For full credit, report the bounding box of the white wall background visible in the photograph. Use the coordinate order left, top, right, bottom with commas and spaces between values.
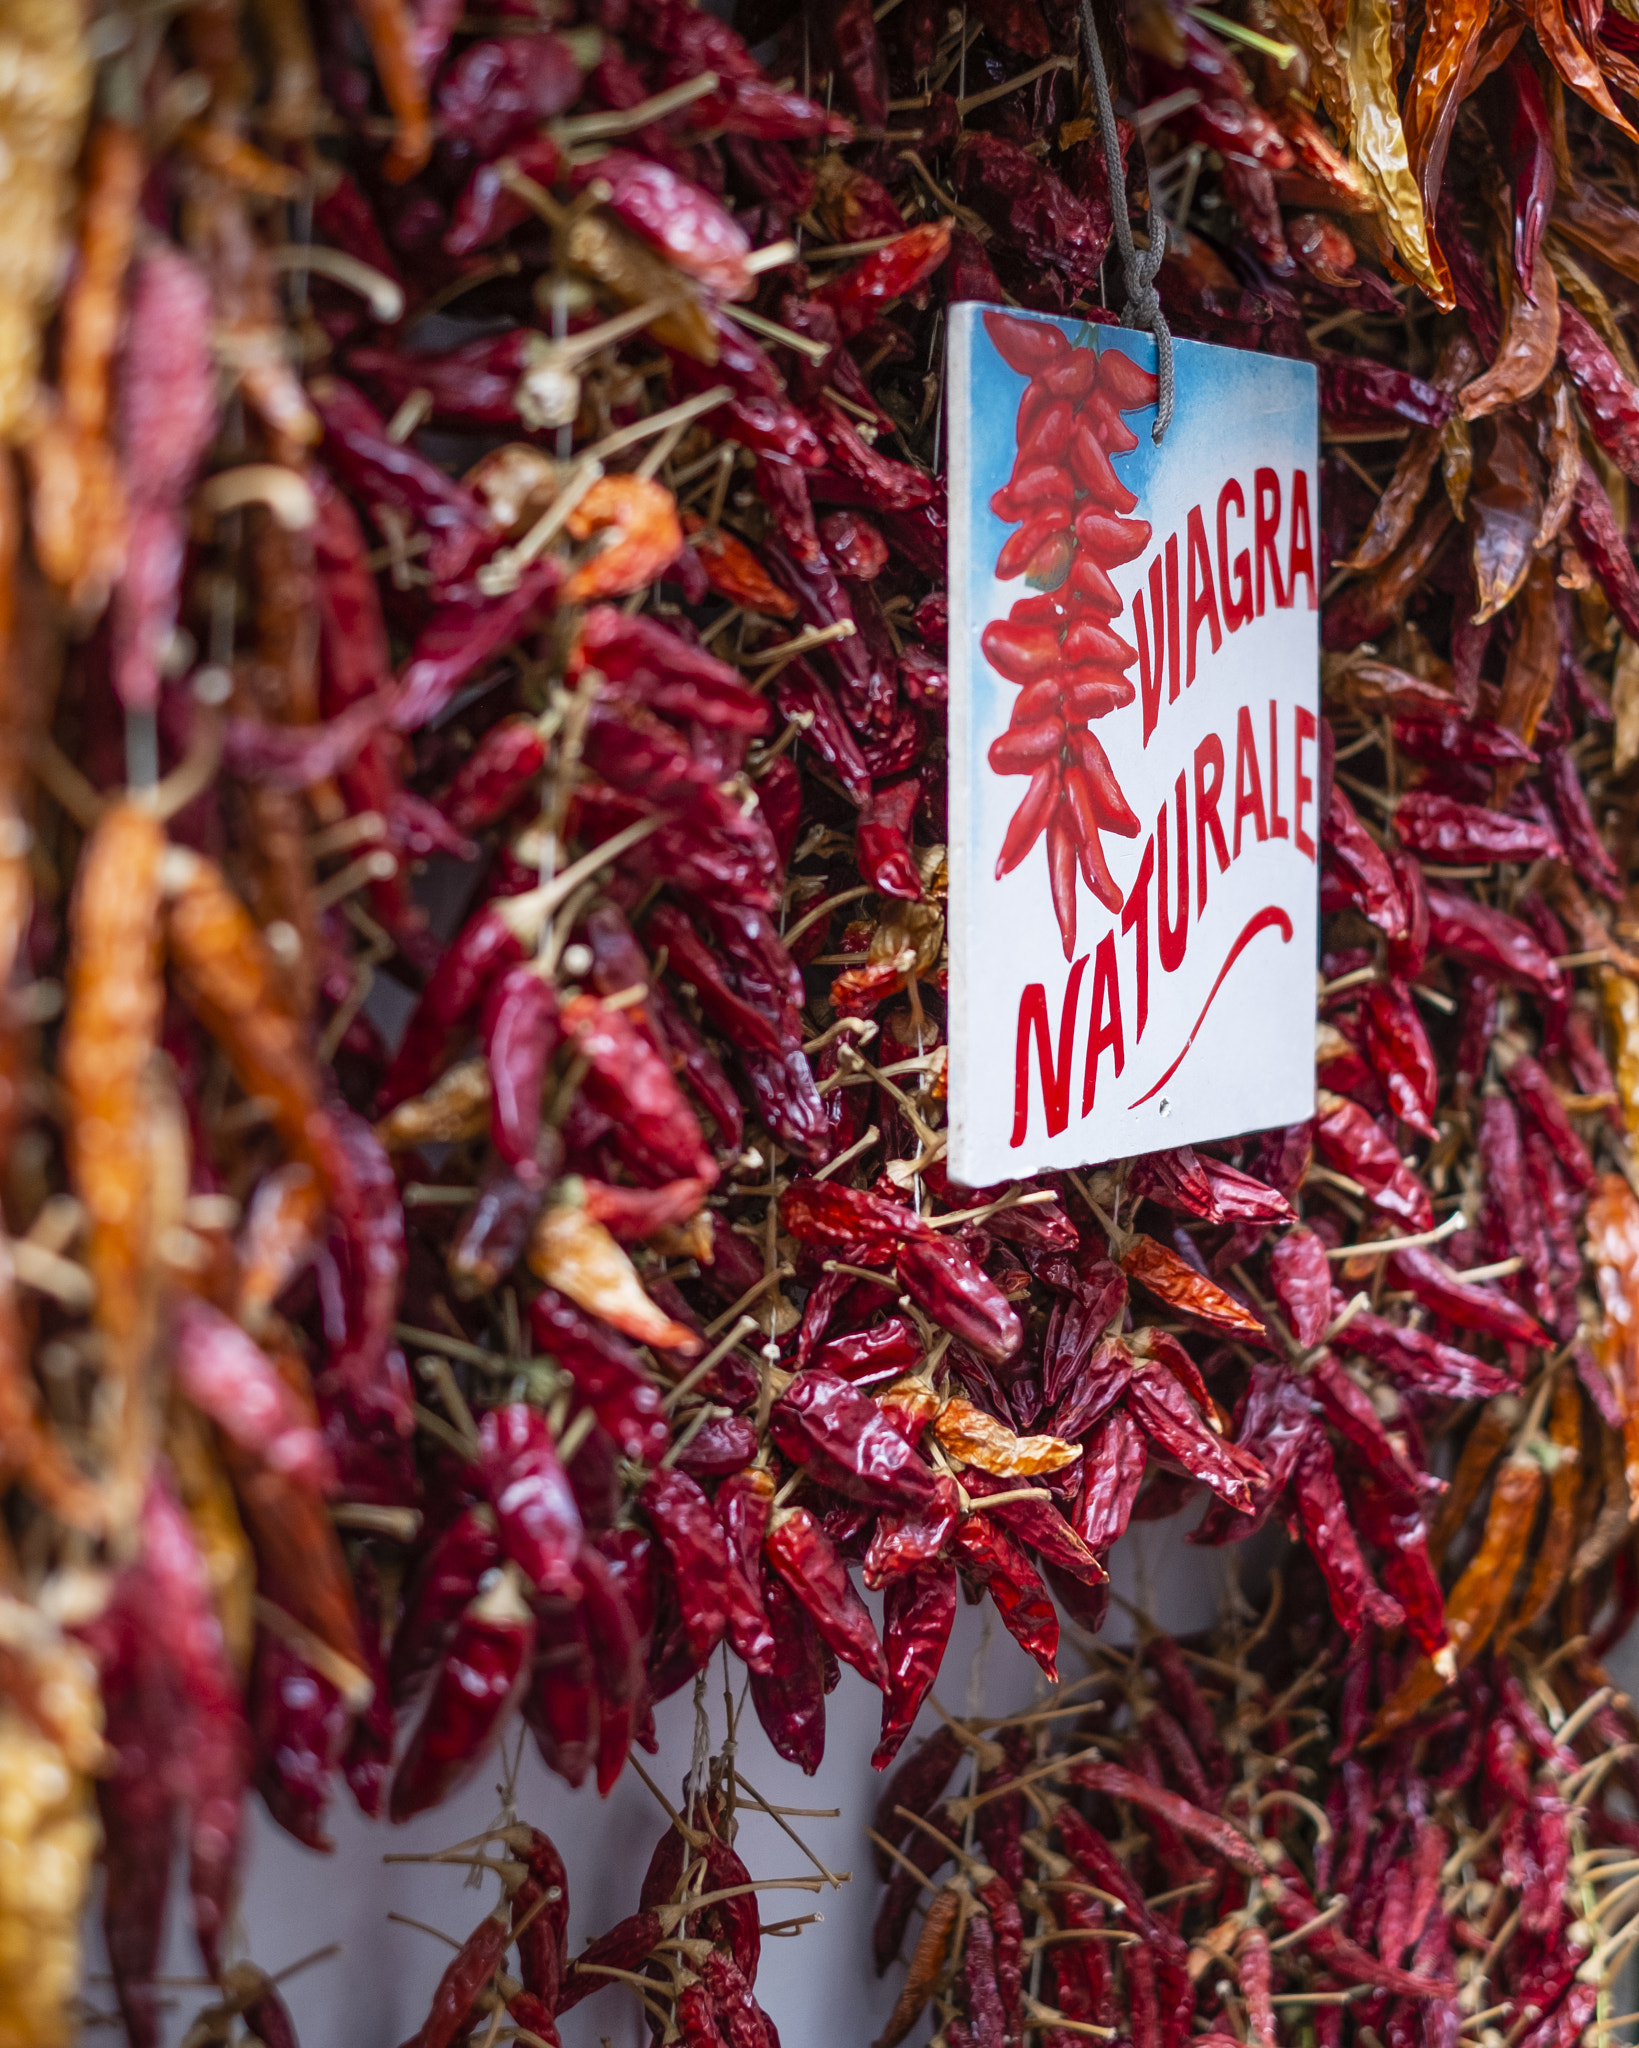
84, 1522, 1247, 2048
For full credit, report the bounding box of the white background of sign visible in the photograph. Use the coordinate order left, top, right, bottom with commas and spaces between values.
947, 311, 1320, 1185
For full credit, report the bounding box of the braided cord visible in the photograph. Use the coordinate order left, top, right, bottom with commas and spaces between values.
1079, 0, 1175, 443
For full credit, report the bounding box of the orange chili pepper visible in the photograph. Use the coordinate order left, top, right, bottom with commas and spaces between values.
1498, 1372, 1582, 1646
875, 1881, 963, 2048
234, 1161, 327, 1337
1427, 1390, 1523, 1567
1370, 1452, 1544, 1742
564, 474, 684, 604
1587, 1172, 1639, 1502
932, 1396, 1080, 1478
26, 119, 141, 607
1119, 1234, 1267, 1341
350, 0, 432, 182
681, 512, 798, 618
176, 120, 301, 198
161, 846, 336, 1191
60, 798, 167, 1502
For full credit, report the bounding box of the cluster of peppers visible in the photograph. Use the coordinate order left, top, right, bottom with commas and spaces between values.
981, 312, 1151, 957
869, 1610, 1639, 2048
360, 1781, 798, 2048
3, 0, 1639, 2037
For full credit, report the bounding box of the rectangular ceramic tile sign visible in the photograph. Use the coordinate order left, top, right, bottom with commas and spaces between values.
946, 306, 1320, 1185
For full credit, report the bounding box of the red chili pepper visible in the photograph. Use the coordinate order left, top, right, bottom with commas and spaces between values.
477, 965, 559, 1182
174, 1297, 332, 1489
527, 1289, 670, 1464
1288, 1425, 1405, 1640
1348, 1468, 1448, 1662
952, 1515, 1059, 1679
896, 1237, 1023, 1366
1074, 1405, 1148, 1549
769, 1367, 942, 1511
642, 1468, 731, 1667
716, 1467, 777, 1675
1394, 789, 1562, 864
1357, 978, 1439, 1137
1325, 785, 1406, 939
556, 1909, 666, 2013
1499, 1045, 1596, 1188
747, 1569, 828, 1774
1337, 1305, 1514, 1401
1386, 1243, 1547, 1345
569, 150, 751, 298
475, 1404, 582, 1597
764, 1503, 887, 1687
1426, 889, 1568, 1004
249, 1628, 348, 1851
390, 1568, 535, 1823
856, 778, 923, 900
1313, 1092, 1435, 1230
309, 375, 497, 590
814, 222, 954, 340
112, 251, 218, 712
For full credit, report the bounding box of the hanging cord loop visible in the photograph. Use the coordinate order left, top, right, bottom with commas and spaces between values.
1078, 0, 1175, 442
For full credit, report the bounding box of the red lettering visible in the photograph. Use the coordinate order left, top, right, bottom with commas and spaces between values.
1011, 957, 1088, 1147
1080, 932, 1125, 1115
1294, 704, 1317, 860
1135, 572, 1162, 747
1268, 697, 1289, 838
1194, 735, 1229, 914
1217, 477, 1252, 631
1287, 466, 1316, 610
1164, 533, 1180, 703
1254, 467, 1286, 615
1157, 774, 1188, 973
1121, 834, 1155, 1041
1232, 704, 1268, 857
1185, 505, 1223, 686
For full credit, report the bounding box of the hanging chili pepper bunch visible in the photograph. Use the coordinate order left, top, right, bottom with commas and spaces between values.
7, 0, 1639, 2031
869, 1600, 1639, 2048
369, 1747, 829, 2048
981, 311, 1151, 958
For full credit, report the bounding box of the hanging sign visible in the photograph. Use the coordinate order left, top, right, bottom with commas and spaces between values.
946, 306, 1320, 1186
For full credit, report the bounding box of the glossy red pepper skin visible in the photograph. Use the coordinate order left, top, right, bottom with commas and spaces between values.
563, 990, 717, 1185
896, 1237, 1023, 1366
1386, 1244, 1548, 1345
378, 902, 528, 1111
436, 32, 583, 157
765, 1503, 888, 1685
310, 375, 496, 590
953, 1515, 1059, 1679
717, 1468, 777, 1675
873, 1561, 957, 1768
411, 1908, 513, 2048
1289, 1425, 1405, 1639
249, 1628, 348, 1852
748, 1568, 828, 1773
642, 1468, 730, 1666
527, 1288, 670, 1464
436, 716, 548, 834
1394, 790, 1562, 864
476, 1404, 582, 1598
556, 1909, 665, 2013
1502, 1048, 1596, 1188
446, 132, 565, 253
1313, 1093, 1435, 1230
389, 1573, 534, 1823
769, 1367, 941, 1513
389, 1506, 502, 1705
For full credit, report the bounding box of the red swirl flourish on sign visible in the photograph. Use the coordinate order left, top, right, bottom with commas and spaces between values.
1127, 905, 1295, 1108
